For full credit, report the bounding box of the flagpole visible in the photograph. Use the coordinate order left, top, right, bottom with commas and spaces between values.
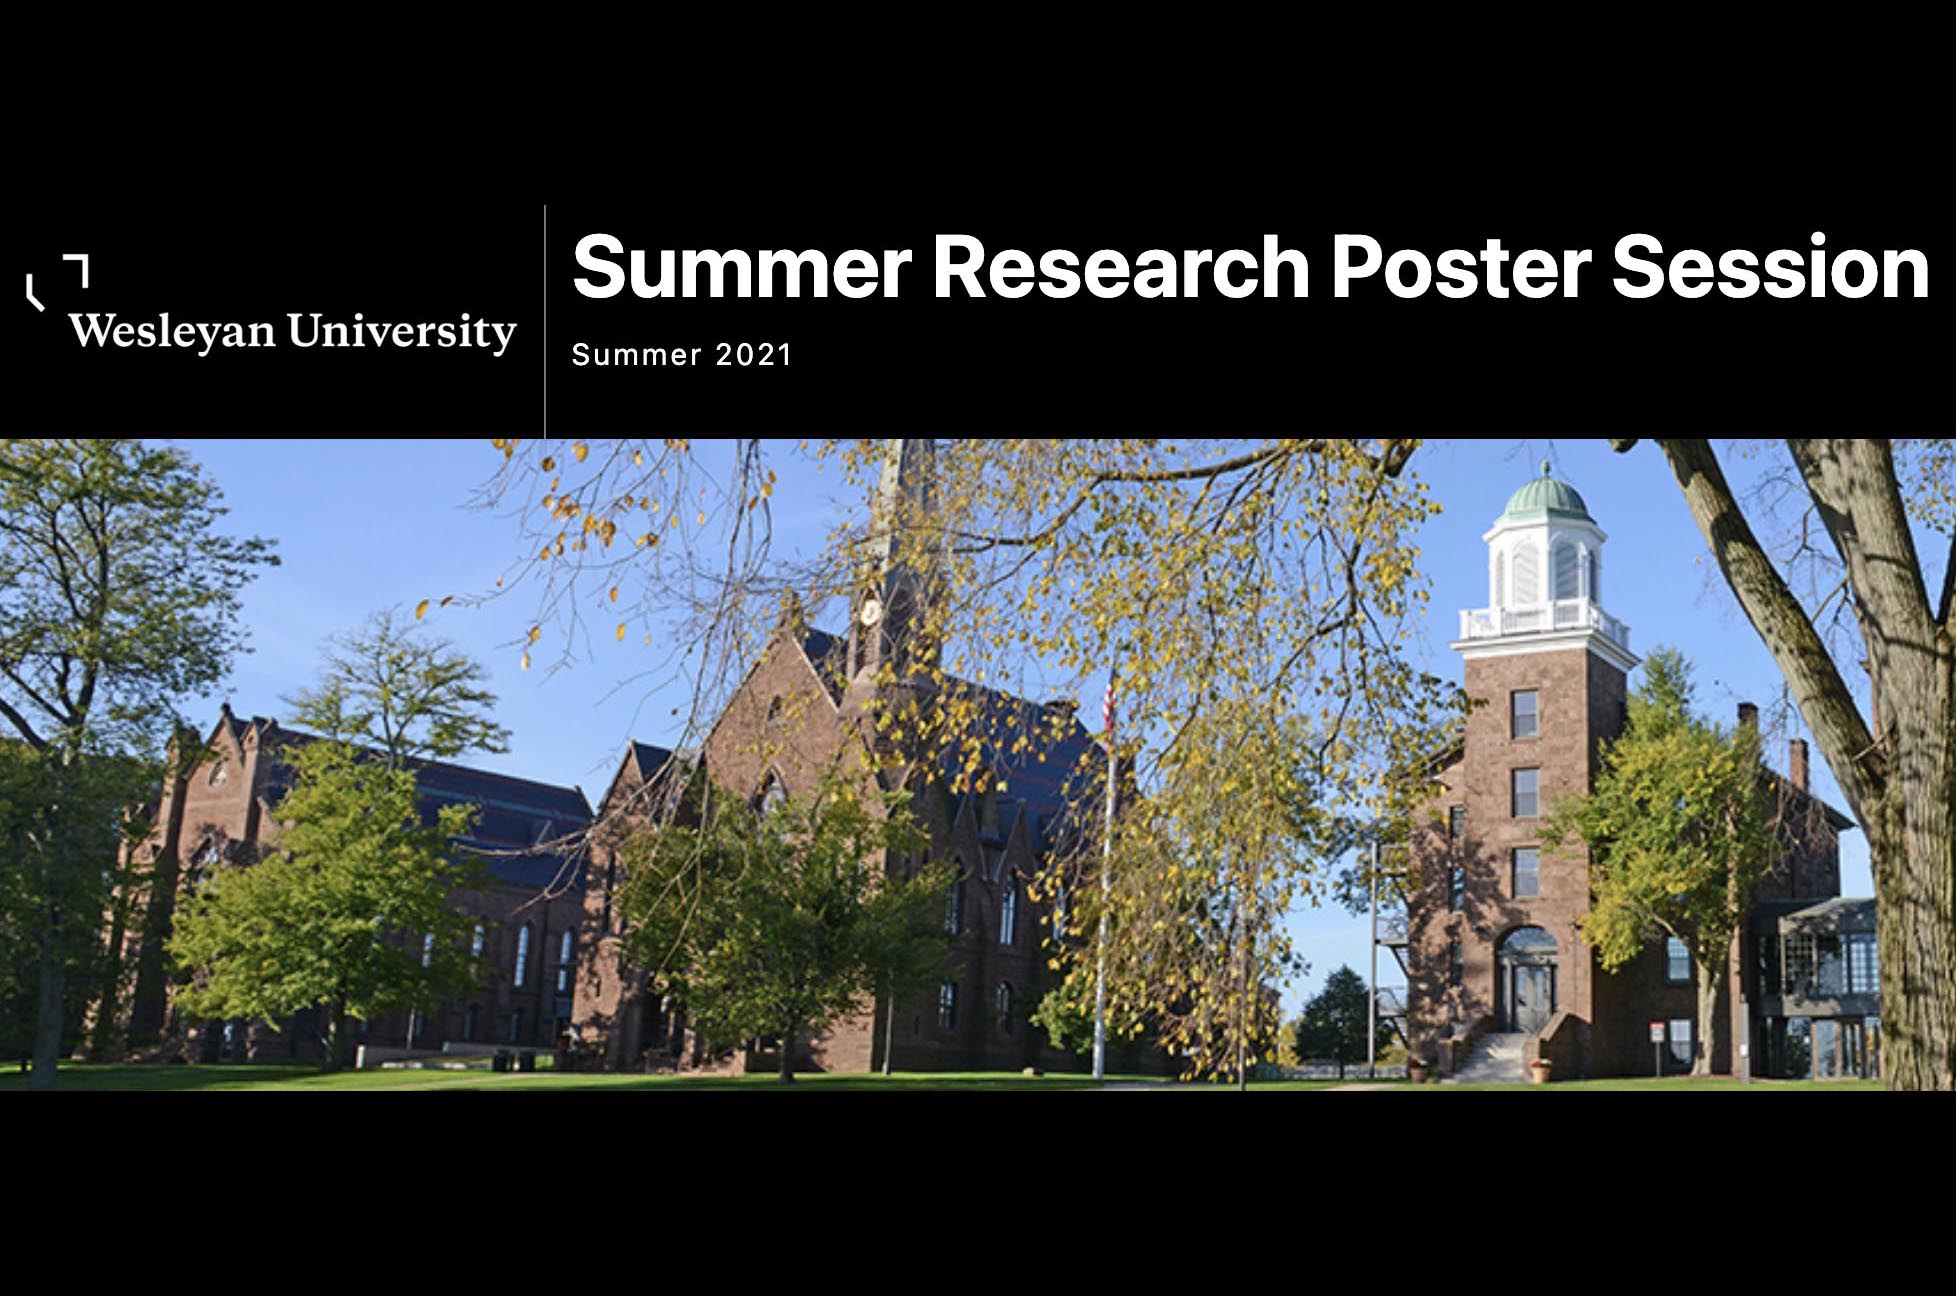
1093, 664, 1117, 1084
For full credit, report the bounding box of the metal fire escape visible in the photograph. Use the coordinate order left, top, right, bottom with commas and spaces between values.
1367, 842, 1412, 1075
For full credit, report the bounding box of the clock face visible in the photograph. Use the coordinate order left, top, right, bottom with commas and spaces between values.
860, 597, 885, 629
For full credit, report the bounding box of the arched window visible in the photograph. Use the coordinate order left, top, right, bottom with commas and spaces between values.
760, 775, 789, 817
514, 925, 533, 988
1552, 540, 1581, 601
557, 930, 575, 994
1000, 880, 1019, 948
1513, 542, 1542, 605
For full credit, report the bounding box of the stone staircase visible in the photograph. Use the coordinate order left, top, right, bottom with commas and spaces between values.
1447, 1033, 1533, 1085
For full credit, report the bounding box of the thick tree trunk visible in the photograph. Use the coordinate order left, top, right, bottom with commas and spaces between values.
31, 918, 65, 1093
1615, 439, 1955, 1091
324, 999, 352, 1074
1695, 961, 1726, 1080
1870, 792, 1954, 1091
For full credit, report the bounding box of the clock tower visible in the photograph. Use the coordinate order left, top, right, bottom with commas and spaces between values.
848, 437, 939, 688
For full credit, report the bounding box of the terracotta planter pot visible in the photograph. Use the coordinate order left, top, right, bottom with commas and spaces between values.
1528, 1062, 1554, 1086
1409, 1063, 1433, 1086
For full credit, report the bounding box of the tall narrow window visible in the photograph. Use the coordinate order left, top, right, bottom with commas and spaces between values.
1513, 769, 1541, 819
1449, 866, 1465, 914
1053, 883, 1068, 944
1512, 690, 1540, 741
514, 925, 533, 988
1847, 933, 1880, 996
464, 1005, 480, 1043
472, 924, 487, 960
945, 876, 966, 935
996, 982, 1014, 1034
421, 934, 435, 968
509, 1010, 525, 1045
1448, 806, 1466, 842
557, 930, 575, 994
1448, 940, 1464, 988
1000, 880, 1019, 948
938, 983, 958, 1033
1666, 937, 1692, 985
1513, 848, 1542, 900
1493, 554, 1507, 608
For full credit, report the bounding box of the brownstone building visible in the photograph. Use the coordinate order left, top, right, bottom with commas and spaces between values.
574, 439, 1109, 1075
106, 707, 594, 1065
1406, 467, 1863, 1082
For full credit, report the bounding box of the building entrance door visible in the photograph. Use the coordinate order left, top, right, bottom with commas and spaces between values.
1499, 928, 1560, 1035
1511, 967, 1554, 1035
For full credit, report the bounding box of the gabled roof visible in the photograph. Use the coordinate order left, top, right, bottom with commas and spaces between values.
1767, 767, 1857, 835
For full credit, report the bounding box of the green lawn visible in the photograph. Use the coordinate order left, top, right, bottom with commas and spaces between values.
0, 1065, 1167, 1093
0, 1065, 1882, 1093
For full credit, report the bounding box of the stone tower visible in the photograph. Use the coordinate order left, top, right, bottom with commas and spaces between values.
847, 437, 939, 688
1412, 464, 1641, 1074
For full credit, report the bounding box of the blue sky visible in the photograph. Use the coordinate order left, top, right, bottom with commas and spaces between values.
170, 437, 1908, 1017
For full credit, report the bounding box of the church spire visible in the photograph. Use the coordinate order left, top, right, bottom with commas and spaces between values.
868, 437, 936, 567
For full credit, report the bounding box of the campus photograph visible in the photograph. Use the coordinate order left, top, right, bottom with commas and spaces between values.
3, 437, 1950, 1094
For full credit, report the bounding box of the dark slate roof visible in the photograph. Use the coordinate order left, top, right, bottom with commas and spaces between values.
241, 716, 593, 893
803, 628, 849, 703
935, 682, 1106, 855
630, 741, 678, 782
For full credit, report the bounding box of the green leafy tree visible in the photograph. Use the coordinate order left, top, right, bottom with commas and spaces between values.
285, 607, 511, 769
1293, 966, 1393, 1079
169, 741, 486, 1071
0, 438, 276, 1090
1542, 648, 1775, 1077
618, 772, 947, 1083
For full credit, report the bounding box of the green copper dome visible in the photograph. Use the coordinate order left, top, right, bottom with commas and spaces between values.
1502, 462, 1593, 522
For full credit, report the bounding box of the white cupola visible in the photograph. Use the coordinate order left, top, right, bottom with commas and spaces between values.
1455, 462, 1639, 672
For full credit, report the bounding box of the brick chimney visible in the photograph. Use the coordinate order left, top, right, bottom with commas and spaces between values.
1738, 702, 1759, 731
1789, 739, 1810, 793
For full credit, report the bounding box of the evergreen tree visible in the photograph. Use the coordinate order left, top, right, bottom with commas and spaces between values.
1293, 966, 1392, 1079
